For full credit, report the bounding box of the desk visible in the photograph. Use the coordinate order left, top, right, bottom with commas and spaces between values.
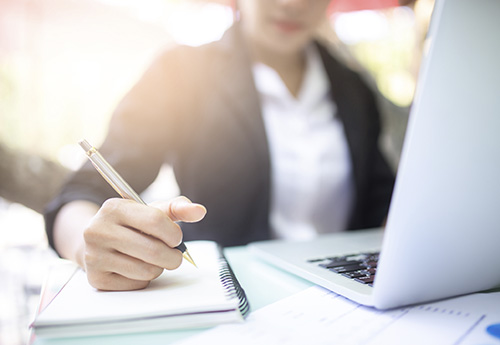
32, 247, 500, 345
31, 246, 313, 345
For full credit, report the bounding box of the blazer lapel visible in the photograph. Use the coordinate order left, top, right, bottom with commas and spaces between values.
316, 43, 371, 204
210, 25, 270, 166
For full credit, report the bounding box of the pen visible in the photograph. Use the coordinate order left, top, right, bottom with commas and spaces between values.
78, 139, 196, 267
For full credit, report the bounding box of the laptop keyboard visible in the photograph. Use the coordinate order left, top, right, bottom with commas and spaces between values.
307, 252, 380, 287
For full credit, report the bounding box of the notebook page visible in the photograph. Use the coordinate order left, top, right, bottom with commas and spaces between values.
35, 241, 236, 326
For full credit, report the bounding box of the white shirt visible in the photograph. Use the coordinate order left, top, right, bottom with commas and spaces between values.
252, 45, 355, 240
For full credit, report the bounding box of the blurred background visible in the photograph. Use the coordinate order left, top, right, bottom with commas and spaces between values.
0, 0, 434, 344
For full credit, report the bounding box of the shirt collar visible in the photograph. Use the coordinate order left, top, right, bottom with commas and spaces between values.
252, 44, 330, 107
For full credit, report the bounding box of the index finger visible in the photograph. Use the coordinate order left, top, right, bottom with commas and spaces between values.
99, 198, 183, 248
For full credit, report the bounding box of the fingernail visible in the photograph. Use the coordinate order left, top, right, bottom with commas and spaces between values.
192, 204, 207, 219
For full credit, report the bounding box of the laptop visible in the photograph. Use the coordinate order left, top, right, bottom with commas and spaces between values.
249, 0, 500, 310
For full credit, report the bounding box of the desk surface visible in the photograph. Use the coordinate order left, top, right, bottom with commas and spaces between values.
31, 246, 313, 345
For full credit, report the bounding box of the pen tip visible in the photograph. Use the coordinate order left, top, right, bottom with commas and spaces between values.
183, 251, 197, 268
78, 139, 92, 152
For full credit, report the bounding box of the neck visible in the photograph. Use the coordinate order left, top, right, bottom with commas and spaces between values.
248, 40, 308, 98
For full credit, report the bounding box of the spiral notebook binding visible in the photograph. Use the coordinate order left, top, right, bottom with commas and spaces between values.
217, 254, 251, 318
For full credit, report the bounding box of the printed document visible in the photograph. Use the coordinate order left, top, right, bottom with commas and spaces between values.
175, 286, 500, 345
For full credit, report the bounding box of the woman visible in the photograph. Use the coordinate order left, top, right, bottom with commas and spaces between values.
45, 0, 395, 291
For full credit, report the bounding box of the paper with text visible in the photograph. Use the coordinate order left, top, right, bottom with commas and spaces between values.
175, 286, 500, 345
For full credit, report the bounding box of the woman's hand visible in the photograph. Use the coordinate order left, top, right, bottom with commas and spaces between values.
55, 196, 206, 291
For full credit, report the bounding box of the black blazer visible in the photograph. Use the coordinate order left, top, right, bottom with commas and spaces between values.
44, 24, 395, 249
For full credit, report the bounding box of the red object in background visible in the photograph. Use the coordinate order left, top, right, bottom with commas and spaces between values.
205, 0, 403, 13
328, 0, 400, 13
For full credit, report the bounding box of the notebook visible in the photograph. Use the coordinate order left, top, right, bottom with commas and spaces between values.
31, 241, 250, 338
249, 0, 500, 309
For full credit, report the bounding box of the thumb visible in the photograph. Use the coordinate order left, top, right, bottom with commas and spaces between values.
151, 196, 207, 223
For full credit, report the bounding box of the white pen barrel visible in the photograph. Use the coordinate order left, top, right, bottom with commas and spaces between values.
77, 139, 196, 264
